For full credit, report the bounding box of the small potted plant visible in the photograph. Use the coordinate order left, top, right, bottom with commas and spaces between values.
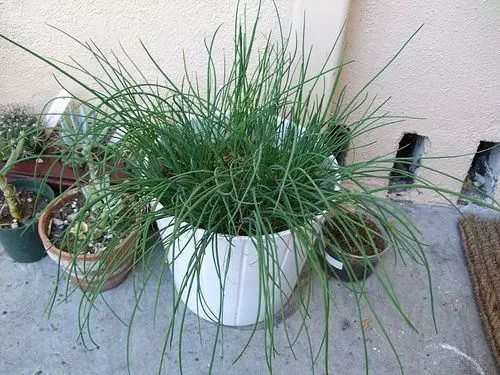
37, 103, 138, 291
0, 104, 54, 262
0, 101, 84, 191
317, 207, 390, 281
38, 174, 137, 291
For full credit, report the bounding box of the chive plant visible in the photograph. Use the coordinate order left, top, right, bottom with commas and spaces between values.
1, 2, 497, 374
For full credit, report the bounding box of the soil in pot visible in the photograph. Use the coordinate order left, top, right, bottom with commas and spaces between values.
48, 192, 121, 255
321, 212, 387, 282
0, 189, 50, 228
0, 179, 54, 262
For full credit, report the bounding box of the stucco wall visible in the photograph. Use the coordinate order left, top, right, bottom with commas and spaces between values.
342, 1, 500, 204
0, 0, 348, 108
0, 0, 285, 107
3, 1, 499, 205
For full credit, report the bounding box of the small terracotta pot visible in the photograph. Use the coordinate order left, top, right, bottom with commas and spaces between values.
38, 188, 136, 291
1, 157, 81, 189
1, 156, 129, 193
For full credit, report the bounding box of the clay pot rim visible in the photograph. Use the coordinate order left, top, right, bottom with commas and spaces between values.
38, 187, 136, 261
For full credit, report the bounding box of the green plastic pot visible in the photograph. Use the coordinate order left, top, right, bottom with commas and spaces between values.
0, 179, 54, 263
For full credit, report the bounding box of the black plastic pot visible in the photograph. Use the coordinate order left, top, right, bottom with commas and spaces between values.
319, 211, 389, 282
0, 179, 54, 263
323, 249, 388, 282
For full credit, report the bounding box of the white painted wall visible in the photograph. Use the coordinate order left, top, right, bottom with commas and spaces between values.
342, 0, 500, 204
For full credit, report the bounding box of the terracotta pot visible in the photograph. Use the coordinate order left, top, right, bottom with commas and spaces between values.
1, 157, 129, 193
1, 157, 81, 189
38, 188, 136, 291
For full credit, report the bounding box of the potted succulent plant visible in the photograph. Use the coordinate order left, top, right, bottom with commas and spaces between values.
0, 102, 84, 192
38, 176, 137, 291
37, 103, 138, 291
2, 4, 498, 374
0, 104, 54, 262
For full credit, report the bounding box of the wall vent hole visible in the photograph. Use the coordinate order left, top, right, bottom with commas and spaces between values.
459, 141, 500, 205
389, 133, 429, 190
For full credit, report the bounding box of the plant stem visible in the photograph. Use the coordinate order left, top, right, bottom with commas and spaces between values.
0, 137, 26, 222
0, 175, 22, 222
0, 136, 25, 175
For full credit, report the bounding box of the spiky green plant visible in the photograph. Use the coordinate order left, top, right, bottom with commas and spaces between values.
0, 105, 45, 222
1, 2, 498, 374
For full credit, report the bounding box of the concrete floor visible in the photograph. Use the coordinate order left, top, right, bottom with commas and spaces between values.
0, 204, 498, 375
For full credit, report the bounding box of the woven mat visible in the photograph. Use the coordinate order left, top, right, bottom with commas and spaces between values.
459, 215, 500, 365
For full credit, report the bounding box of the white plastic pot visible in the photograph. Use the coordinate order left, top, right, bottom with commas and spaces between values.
155, 202, 323, 326
153, 117, 340, 326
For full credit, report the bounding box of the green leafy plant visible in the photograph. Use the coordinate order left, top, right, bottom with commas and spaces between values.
0, 105, 45, 223
1, 3, 498, 374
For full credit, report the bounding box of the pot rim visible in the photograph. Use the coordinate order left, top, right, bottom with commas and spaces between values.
154, 200, 325, 241
325, 242, 390, 262
322, 209, 390, 261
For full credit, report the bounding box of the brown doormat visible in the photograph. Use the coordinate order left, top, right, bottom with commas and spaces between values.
459, 215, 500, 366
